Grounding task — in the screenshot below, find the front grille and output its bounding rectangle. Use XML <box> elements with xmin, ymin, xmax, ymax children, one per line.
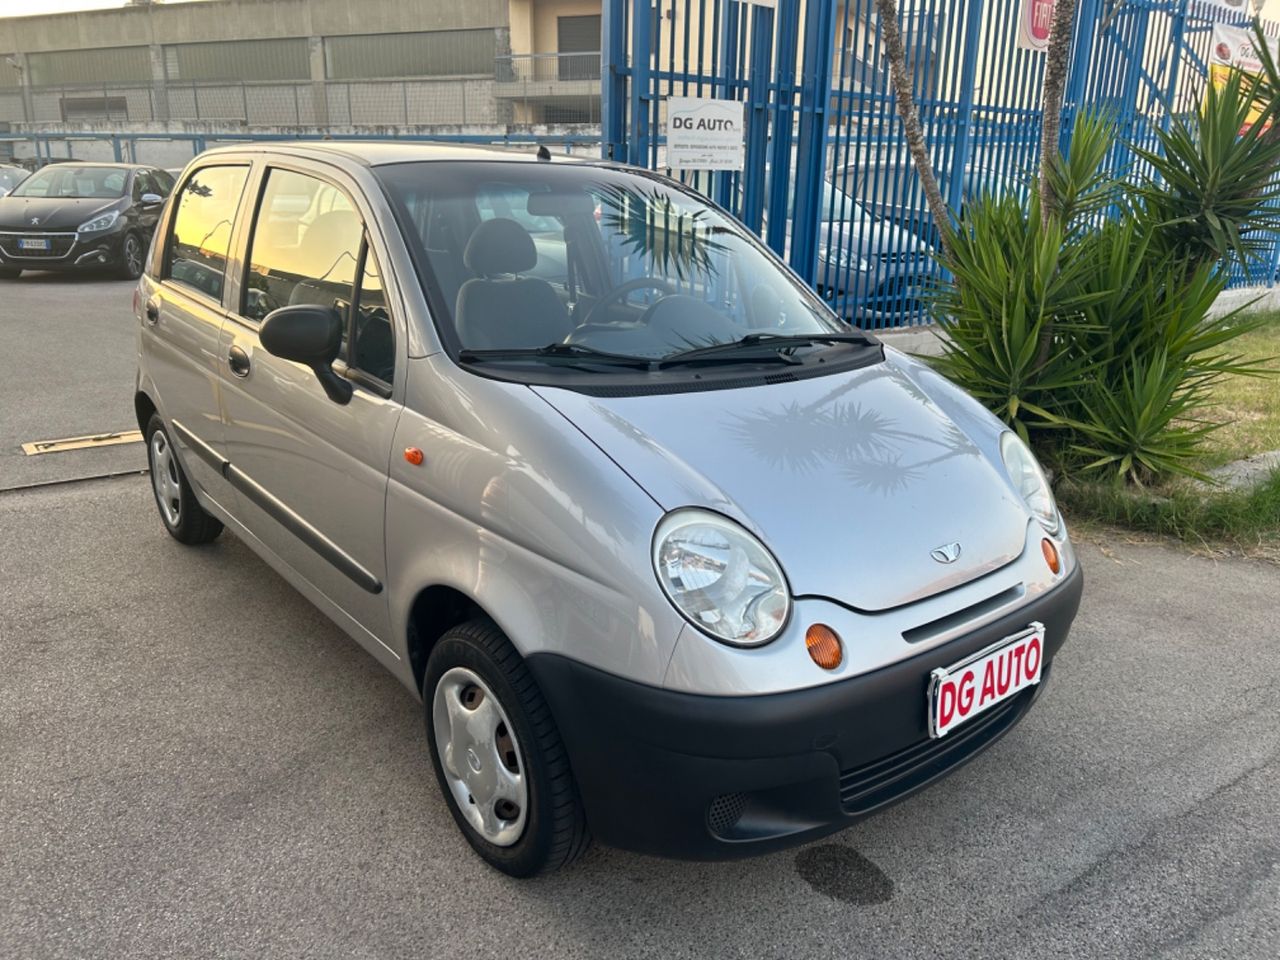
<box><xmin>0</xmin><ymin>231</ymin><xmax>78</xmax><ymax>260</ymax></box>
<box><xmin>838</xmin><ymin>688</ymin><xmax>1033</xmax><ymax>814</ymax></box>
<box><xmin>876</xmin><ymin>251</ymin><xmax>926</xmax><ymax>264</ymax></box>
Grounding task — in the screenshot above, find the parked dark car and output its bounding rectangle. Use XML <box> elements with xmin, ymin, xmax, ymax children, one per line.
<box><xmin>0</xmin><ymin>162</ymin><xmax>176</xmax><ymax>280</ymax></box>
<box><xmin>0</xmin><ymin>164</ymin><xmax>29</xmax><ymax>198</ymax></box>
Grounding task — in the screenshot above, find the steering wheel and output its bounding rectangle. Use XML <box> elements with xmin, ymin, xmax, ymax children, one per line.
<box><xmin>580</xmin><ymin>277</ymin><xmax>676</xmax><ymax>327</ymax></box>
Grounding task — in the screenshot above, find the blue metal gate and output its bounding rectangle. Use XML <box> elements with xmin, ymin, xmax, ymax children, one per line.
<box><xmin>603</xmin><ymin>0</ymin><xmax>1280</xmax><ymax>329</ymax></box>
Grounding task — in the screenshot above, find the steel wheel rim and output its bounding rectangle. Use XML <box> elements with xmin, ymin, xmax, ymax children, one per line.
<box><xmin>125</xmin><ymin>236</ymin><xmax>142</xmax><ymax>275</ymax></box>
<box><xmin>150</xmin><ymin>431</ymin><xmax>181</xmax><ymax>527</ymax></box>
<box><xmin>432</xmin><ymin>666</ymin><xmax>528</xmax><ymax>847</ymax></box>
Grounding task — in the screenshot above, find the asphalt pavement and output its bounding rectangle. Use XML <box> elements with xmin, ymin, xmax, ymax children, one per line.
<box><xmin>1</xmin><ymin>272</ymin><xmax>1278</xmax><ymax>959</ymax></box>
<box><xmin>0</xmin><ymin>271</ymin><xmax>144</xmax><ymax>490</ymax></box>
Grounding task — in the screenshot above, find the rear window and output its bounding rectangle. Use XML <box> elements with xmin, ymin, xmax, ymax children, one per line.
<box><xmin>164</xmin><ymin>165</ymin><xmax>250</xmax><ymax>302</ymax></box>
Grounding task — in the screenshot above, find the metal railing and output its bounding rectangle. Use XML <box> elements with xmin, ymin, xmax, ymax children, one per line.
<box><xmin>7</xmin><ymin>77</ymin><xmax>506</xmax><ymax>127</ymax></box>
<box><xmin>496</xmin><ymin>53</ymin><xmax>603</xmax><ymax>84</ymax></box>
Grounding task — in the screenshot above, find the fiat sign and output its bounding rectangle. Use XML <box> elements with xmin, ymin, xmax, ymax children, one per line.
<box><xmin>1017</xmin><ymin>0</ymin><xmax>1054</xmax><ymax>52</ymax></box>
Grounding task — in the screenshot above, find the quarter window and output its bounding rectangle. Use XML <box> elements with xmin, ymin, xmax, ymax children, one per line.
<box><xmin>164</xmin><ymin>164</ymin><xmax>250</xmax><ymax>301</ymax></box>
<box><xmin>243</xmin><ymin>168</ymin><xmax>361</xmax><ymax>323</ymax></box>
<box><xmin>348</xmin><ymin>243</ymin><xmax>394</xmax><ymax>386</ymax></box>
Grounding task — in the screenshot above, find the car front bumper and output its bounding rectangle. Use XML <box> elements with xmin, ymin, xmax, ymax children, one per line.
<box><xmin>527</xmin><ymin>562</ymin><xmax>1083</xmax><ymax>860</ymax></box>
<box><xmin>0</xmin><ymin>227</ymin><xmax>127</xmax><ymax>272</ymax></box>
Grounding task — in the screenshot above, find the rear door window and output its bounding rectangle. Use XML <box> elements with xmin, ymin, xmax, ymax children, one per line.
<box><xmin>163</xmin><ymin>164</ymin><xmax>251</xmax><ymax>302</ymax></box>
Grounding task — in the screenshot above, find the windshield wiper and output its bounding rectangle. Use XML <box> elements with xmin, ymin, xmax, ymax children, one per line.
<box><xmin>658</xmin><ymin>331</ymin><xmax>875</xmax><ymax>367</ymax></box>
<box><xmin>458</xmin><ymin>343</ymin><xmax>656</xmax><ymax>370</ymax></box>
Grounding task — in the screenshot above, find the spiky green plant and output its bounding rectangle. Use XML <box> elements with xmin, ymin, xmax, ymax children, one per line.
<box><xmin>931</xmin><ymin>63</ymin><xmax>1280</xmax><ymax>485</ymax></box>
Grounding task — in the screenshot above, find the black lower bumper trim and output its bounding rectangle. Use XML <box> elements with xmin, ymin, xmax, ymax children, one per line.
<box><xmin>527</xmin><ymin>563</ymin><xmax>1083</xmax><ymax>860</ymax></box>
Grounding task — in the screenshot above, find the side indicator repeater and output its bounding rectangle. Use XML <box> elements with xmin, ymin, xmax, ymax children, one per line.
<box><xmin>404</xmin><ymin>447</ymin><xmax>424</xmax><ymax>466</ymax></box>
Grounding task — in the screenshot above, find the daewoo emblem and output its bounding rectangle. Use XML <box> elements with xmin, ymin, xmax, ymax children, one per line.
<box><xmin>931</xmin><ymin>542</ymin><xmax>962</xmax><ymax>564</ymax></box>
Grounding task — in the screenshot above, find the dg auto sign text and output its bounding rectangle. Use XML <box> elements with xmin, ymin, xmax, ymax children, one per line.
<box><xmin>665</xmin><ymin>97</ymin><xmax>745</xmax><ymax>171</ymax></box>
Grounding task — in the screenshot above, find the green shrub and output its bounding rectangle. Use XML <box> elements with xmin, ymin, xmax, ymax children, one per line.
<box><xmin>931</xmin><ymin>69</ymin><xmax>1280</xmax><ymax>485</ymax></box>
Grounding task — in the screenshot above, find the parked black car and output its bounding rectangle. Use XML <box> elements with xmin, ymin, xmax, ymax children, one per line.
<box><xmin>0</xmin><ymin>162</ymin><xmax>176</xmax><ymax>280</ymax></box>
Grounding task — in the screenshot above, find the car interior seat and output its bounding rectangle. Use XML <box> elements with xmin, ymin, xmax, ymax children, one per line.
<box><xmin>454</xmin><ymin>217</ymin><xmax>572</xmax><ymax>350</ymax></box>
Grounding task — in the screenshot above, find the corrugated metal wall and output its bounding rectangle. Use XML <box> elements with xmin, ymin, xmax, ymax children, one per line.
<box><xmin>325</xmin><ymin>29</ymin><xmax>496</xmax><ymax>79</ymax></box>
<box><xmin>28</xmin><ymin>46</ymin><xmax>151</xmax><ymax>86</ymax></box>
<box><xmin>165</xmin><ymin>38</ymin><xmax>311</xmax><ymax>82</ymax></box>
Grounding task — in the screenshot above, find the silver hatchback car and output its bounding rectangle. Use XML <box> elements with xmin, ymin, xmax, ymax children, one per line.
<box><xmin>134</xmin><ymin>142</ymin><xmax>1083</xmax><ymax>877</ymax></box>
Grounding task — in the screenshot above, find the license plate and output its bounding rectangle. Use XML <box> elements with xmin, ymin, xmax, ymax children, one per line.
<box><xmin>927</xmin><ymin>622</ymin><xmax>1044</xmax><ymax>738</ymax></box>
<box><xmin>19</xmin><ymin>237</ymin><xmax>49</xmax><ymax>251</ymax></box>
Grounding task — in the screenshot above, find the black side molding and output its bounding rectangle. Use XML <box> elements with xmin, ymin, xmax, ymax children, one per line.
<box><xmin>170</xmin><ymin>419</ymin><xmax>383</xmax><ymax>595</ymax></box>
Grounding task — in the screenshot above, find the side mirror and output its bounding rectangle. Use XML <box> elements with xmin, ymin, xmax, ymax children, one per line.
<box><xmin>140</xmin><ymin>192</ymin><xmax>164</xmax><ymax>207</ymax></box>
<box><xmin>260</xmin><ymin>304</ymin><xmax>352</xmax><ymax>404</ymax></box>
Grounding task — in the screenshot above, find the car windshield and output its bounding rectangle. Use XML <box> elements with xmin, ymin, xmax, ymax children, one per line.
<box><xmin>377</xmin><ymin>161</ymin><xmax>847</xmax><ymax>365</ymax></box>
<box><xmin>0</xmin><ymin>167</ymin><xmax>27</xmax><ymax>193</ymax></box>
<box><xmin>12</xmin><ymin>165</ymin><xmax>128</xmax><ymax>199</ymax></box>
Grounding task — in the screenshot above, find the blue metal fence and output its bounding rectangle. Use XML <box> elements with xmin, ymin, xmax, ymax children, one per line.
<box><xmin>603</xmin><ymin>0</ymin><xmax>1280</xmax><ymax>329</ymax></box>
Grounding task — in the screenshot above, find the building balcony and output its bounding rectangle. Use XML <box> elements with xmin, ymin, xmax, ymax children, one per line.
<box><xmin>494</xmin><ymin>53</ymin><xmax>601</xmax><ymax>100</ymax></box>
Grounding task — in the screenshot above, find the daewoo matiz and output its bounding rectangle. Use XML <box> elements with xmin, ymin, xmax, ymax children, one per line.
<box><xmin>134</xmin><ymin>143</ymin><xmax>1082</xmax><ymax>877</ymax></box>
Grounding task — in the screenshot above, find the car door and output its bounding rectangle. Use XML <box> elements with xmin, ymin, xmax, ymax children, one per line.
<box><xmin>140</xmin><ymin>161</ymin><xmax>252</xmax><ymax>513</ymax></box>
<box><xmin>218</xmin><ymin>160</ymin><xmax>404</xmax><ymax>649</ymax></box>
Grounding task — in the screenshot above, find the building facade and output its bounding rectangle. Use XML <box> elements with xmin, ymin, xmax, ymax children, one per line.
<box><xmin>0</xmin><ymin>0</ymin><xmax>603</xmax><ymax>146</ymax></box>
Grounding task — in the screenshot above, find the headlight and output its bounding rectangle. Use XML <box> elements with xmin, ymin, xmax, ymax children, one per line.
<box><xmin>652</xmin><ymin>509</ymin><xmax>790</xmax><ymax>647</ymax></box>
<box><xmin>77</xmin><ymin>210</ymin><xmax>119</xmax><ymax>234</ymax></box>
<box><xmin>1000</xmin><ymin>432</ymin><xmax>1060</xmax><ymax>534</ymax></box>
<box><xmin>819</xmin><ymin>244</ymin><xmax>870</xmax><ymax>272</ymax></box>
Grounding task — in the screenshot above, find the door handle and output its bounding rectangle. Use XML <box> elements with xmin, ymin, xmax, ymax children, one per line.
<box><xmin>228</xmin><ymin>344</ymin><xmax>251</xmax><ymax>378</ymax></box>
<box><xmin>144</xmin><ymin>299</ymin><xmax>159</xmax><ymax>325</ymax></box>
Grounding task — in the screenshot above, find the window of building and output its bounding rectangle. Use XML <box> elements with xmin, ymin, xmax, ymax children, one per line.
<box><xmin>325</xmin><ymin>29</ymin><xmax>496</xmax><ymax>80</ymax></box>
<box><xmin>164</xmin><ymin>165</ymin><xmax>250</xmax><ymax>302</ymax></box>
<box><xmin>556</xmin><ymin>16</ymin><xmax>601</xmax><ymax>81</ymax></box>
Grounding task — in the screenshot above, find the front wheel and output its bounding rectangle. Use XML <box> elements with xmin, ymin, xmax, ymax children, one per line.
<box><xmin>145</xmin><ymin>413</ymin><xmax>223</xmax><ymax>545</ymax></box>
<box><xmin>424</xmin><ymin>619</ymin><xmax>591</xmax><ymax>877</ymax></box>
<box><xmin>116</xmin><ymin>232</ymin><xmax>144</xmax><ymax>280</ymax></box>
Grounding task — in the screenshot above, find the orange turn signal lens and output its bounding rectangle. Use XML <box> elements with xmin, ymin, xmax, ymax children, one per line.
<box><xmin>1041</xmin><ymin>538</ymin><xmax>1061</xmax><ymax>575</ymax></box>
<box><xmin>806</xmin><ymin>624</ymin><xmax>843</xmax><ymax>671</ymax></box>
<box><xmin>404</xmin><ymin>447</ymin><xmax>424</xmax><ymax>466</ymax></box>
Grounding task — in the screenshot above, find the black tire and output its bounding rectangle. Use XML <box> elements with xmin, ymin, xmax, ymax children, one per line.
<box><xmin>0</xmin><ymin>267</ymin><xmax>20</xmax><ymax>280</ymax></box>
<box><xmin>145</xmin><ymin>413</ymin><xmax>223</xmax><ymax>545</ymax></box>
<box><xmin>116</xmin><ymin>231</ymin><xmax>144</xmax><ymax>281</ymax></box>
<box><xmin>424</xmin><ymin>619</ymin><xmax>591</xmax><ymax>877</ymax></box>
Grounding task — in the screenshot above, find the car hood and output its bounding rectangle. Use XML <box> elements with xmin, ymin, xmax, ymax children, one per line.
<box><xmin>533</xmin><ymin>355</ymin><xmax>1028</xmax><ymax>612</ymax></box>
<box><xmin>819</xmin><ymin>214</ymin><xmax>927</xmax><ymax>259</ymax></box>
<box><xmin>0</xmin><ymin>196</ymin><xmax>121</xmax><ymax>230</ymax></box>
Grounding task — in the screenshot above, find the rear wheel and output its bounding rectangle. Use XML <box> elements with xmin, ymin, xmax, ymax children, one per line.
<box><xmin>0</xmin><ymin>267</ymin><xmax>20</xmax><ymax>280</ymax></box>
<box><xmin>145</xmin><ymin>413</ymin><xmax>222</xmax><ymax>545</ymax></box>
<box><xmin>424</xmin><ymin>619</ymin><xmax>591</xmax><ymax>877</ymax></box>
<box><xmin>116</xmin><ymin>232</ymin><xmax>144</xmax><ymax>281</ymax></box>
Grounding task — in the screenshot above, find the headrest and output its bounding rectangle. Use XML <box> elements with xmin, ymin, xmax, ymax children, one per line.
<box><xmin>464</xmin><ymin>217</ymin><xmax>537</xmax><ymax>275</ymax></box>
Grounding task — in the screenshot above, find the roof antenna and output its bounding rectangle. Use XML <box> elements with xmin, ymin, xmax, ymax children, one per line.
<box><xmin>536</xmin><ymin>144</ymin><xmax>552</xmax><ymax>161</ymax></box>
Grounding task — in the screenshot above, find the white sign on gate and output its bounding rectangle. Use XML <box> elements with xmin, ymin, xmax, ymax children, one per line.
<box><xmin>1202</xmin><ymin>0</ymin><xmax>1251</xmax><ymax>21</ymax></box>
<box><xmin>665</xmin><ymin>97</ymin><xmax>745</xmax><ymax>171</ymax></box>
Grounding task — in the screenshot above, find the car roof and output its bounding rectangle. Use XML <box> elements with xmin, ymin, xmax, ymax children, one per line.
<box><xmin>195</xmin><ymin>140</ymin><xmax>592</xmax><ymax>168</ymax></box>
<box><xmin>30</xmin><ymin>161</ymin><xmax>154</xmax><ymax>170</ymax></box>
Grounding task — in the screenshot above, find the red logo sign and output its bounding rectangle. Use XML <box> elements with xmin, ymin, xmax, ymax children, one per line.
<box><xmin>1030</xmin><ymin>0</ymin><xmax>1054</xmax><ymax>43</ymax></box>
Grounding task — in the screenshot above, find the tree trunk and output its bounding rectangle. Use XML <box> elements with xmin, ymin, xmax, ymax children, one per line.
<box><xmin>1038</xmin><ymin>0</ymin><xmax>1081</xmax><ymax>220</ymax></box>
<box><xmin>873</xmin><ymin>0</ymin><xmax>953</xmax><ymax>257</ymax></box>
<box><xmin>1033</xmin><ymin>0</ymin><xmax>1082</xmax><ymax>372</ymax></box>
